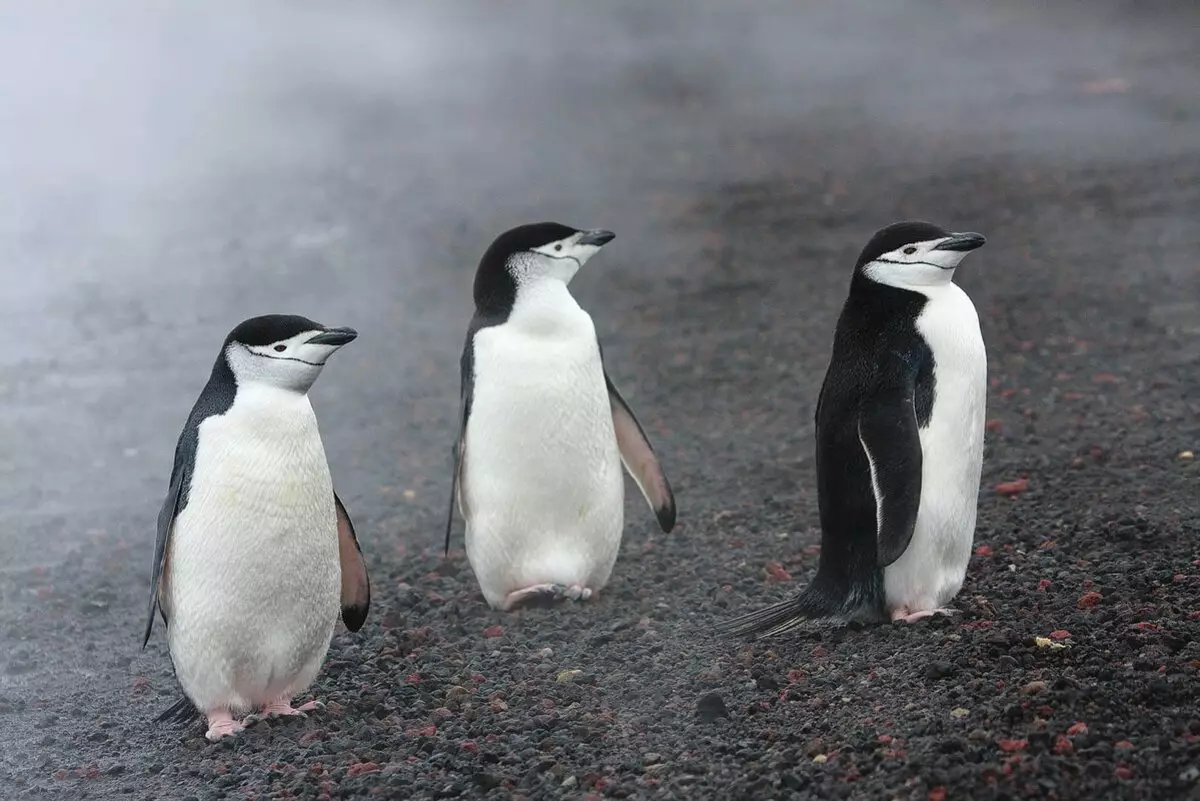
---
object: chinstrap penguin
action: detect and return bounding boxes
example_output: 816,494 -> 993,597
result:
444,222 -> 677,612
143,314 -> 371,741
723,221 -> 988,637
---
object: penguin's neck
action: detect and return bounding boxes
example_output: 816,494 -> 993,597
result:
508,279 -> 588,337
230,382 -> 315,424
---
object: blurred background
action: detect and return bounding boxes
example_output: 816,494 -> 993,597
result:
2,0 -> 1195,572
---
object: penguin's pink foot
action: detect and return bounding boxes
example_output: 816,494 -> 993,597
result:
245,697 -> 324,725
503,583 -> 594,609
503,583 -> 566,609
891,607 -> 958,623
204,710 -> 244,741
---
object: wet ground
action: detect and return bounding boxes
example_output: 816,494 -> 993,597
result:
1,0 -> 1198,798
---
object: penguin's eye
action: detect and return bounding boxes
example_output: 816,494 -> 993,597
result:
903,246 -> 917,255
273,344 -> 287,352
554,244 -> 563,252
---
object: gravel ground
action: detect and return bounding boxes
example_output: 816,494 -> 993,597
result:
2,1 -> 1199,800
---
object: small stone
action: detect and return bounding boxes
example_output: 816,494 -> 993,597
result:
555,670 -> 583,684
561,776 -> 577,789
1178,451 -> 1194,461
1021,681 -> 1048,695
812,754 -> 827,764
951,707 -> 970,718
644,753 -> 662,765
925,662 -> 956,680
696,692 -> 729,723
536,648 -> 553,659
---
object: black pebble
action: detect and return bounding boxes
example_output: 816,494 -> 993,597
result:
696,692 -> 730,723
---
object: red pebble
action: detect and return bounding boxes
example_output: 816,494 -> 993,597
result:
482,625 -> 504,638
764,562 -> 792,582
459,741 -> 479,754
1053,735 -> 1073,754
1131,622 -> 1158,631
1050,630 -> 1071,640
985,418 -> 1003,432
995,478 -> 1029,497
878,734 -> 893,744
787,670 -> 804,683
405,673 -> 421,684
974,545 -> 993,557
131,676 -> 149,692
929,787 -> 947,801
1092,373 -> 1121,384
1115,766 -> 1133,780
1067,722 -> 1088,736
347,762 -> 380,777
998,739 -> 1028,753
1038,580 -> 1053,591
1115,741 -> 1134,749
1077,592 -> 1102,609
1189,611 -> 1200,621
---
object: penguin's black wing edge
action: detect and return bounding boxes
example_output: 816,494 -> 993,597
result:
334,491 -> 370,632
143,444 -> 189,650
444,324 -> 478,555
599,346 -> 676,533
857,384 -> 923,567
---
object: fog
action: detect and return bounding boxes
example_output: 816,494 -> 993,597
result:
0,0 -> 1196,572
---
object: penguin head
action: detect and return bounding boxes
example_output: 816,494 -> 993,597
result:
221,314 -> 357,393
473,222 -> 615,313
854,221 -> 986,291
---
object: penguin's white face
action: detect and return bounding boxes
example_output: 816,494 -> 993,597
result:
510,229 -> 616,286
861,232 -> 987,292
225,326 -> 357,393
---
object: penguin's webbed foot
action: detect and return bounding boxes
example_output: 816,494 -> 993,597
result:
248,697 -> 325,723
204,711 -> 245,742
503,583 -> 594,609
891,607 -> 959,623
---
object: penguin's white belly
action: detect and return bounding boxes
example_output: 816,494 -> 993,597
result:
884,284 -> 987,612
165,396 -> 340,712
464,321 -> 624,609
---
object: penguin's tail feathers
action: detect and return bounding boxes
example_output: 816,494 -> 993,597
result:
154,696 -> 201,725
715,574 -> 885,640
715,585 -> 846,639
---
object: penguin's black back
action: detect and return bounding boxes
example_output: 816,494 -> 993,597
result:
807,279 -> 936,617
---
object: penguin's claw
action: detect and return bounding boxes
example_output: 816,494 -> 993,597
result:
563,584 -> 593,601
891,607 -> 958,623
204,712 -> 245,741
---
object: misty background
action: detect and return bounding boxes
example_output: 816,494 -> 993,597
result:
1,0 -> 1197,574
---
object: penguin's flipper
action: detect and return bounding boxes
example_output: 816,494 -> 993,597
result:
143,444 -> 190,649
856,384 -> 923,567
444,331 -> 476,555
334,491 -> 370,632
603,366 -> 677,533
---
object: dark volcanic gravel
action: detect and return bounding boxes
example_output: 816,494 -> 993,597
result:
2,1 -> 1200,800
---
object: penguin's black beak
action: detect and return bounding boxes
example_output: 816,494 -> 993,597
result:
933,232 -> 987,252
306,327 -> 358,346
576,229 -> 616,247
